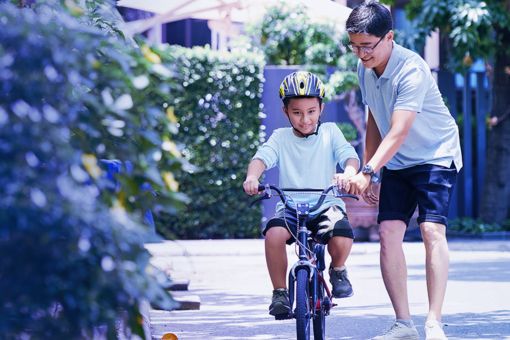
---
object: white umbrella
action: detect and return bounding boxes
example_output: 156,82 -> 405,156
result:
117,0 -> 351,36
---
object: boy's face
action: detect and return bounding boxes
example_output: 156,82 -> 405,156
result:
283,97 -> 324,136
347,31 -> 393,75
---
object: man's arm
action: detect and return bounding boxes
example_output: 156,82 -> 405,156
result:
365,109 -> 416,172
243,158 -> 266,195
348,109 -> 416,195
364,109 -> 382,164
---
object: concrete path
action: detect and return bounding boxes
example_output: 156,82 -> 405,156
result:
145,239 -> 510,340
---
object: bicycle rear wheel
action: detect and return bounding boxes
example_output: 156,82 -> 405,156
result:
312,274 -> 326,340
295,268 -> 311,340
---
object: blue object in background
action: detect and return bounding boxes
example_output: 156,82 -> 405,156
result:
100,159 -> 156,234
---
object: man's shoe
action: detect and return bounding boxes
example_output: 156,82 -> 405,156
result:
371,322 -> 419,340
269,288 -> 291,316
329,267 -> 353,298
425,320 -> 447,340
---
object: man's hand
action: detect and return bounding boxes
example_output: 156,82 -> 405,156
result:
361,182 -> 380,205
243,177 -> 260,196
346,172 -> 371,195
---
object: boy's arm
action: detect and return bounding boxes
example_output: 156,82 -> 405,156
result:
334,157 -> 359,191
243,158 -> 266,195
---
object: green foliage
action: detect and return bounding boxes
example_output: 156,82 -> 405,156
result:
449,218 -> 510,233
0,2 -> 182,337
247,4 -> 344,66
154,46 -> 265,239
398,0 -> 510,71
337,122 -> 358,142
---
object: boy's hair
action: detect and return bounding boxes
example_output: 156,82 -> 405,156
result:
282,96 -> 323,108
346,1 -> 393,37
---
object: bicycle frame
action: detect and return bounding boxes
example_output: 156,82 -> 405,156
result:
255,184 -> 358,340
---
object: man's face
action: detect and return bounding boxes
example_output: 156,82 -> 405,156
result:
347,31 -> 392,73
283,97 -> 323,136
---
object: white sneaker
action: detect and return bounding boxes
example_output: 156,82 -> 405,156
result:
372,322 -> 419,340
425,320 -> 447,340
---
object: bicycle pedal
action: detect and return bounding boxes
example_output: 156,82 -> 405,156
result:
274,313 -> 294,320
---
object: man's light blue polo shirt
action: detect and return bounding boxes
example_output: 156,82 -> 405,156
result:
358,42 -> 463,172
253,122 -> 359,214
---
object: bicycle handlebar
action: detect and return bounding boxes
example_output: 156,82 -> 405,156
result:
255,184 -> 358,214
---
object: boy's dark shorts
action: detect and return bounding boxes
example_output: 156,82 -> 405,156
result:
378,162 -> 457,227
262,205 -> 354,245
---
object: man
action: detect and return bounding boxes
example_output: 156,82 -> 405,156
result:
345,2 -> 462,340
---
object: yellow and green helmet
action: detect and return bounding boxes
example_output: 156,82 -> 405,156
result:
279,71 -> 325,100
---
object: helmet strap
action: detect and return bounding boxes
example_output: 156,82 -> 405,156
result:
290,120 -> 322,138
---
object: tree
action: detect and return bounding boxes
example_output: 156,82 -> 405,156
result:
385,0 -> 510,224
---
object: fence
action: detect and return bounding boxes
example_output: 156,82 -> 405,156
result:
437,70 -> 490,219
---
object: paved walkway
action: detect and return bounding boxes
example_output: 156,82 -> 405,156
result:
145,239 -> 510,340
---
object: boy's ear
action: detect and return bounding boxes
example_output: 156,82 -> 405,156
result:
282,106 -> 289,117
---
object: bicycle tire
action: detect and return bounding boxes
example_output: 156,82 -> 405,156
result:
312,274 -> 326,340
295,268 -> 311,340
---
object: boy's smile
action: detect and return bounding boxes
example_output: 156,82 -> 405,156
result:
283,97 -> 324,137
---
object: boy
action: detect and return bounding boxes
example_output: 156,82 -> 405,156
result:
345,2 -> 462,339
243,71 -> 360,317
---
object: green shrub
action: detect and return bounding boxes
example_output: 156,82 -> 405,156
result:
0,2 -> 182,337
154,46 -> 264,239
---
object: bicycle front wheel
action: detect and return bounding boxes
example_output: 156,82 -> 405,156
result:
312,274 -> 326,340
295,268 -> 310,340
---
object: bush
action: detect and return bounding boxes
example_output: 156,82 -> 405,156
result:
0,2 -> 182,337
154,46 -> 264,239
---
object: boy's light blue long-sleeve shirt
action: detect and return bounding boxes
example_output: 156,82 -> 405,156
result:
253,122 -> 359,214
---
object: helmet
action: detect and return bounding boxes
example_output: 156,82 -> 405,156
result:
279,71 -> 325,100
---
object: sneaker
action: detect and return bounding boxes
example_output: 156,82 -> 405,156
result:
269,289 -> 291,316
425,320 -> 447,340
371,322 -> 419,340
329,267 -> 353,298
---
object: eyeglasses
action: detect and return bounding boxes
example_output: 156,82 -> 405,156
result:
347,32 -> 387,55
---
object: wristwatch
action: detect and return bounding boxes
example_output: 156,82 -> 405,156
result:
362,164 -> 380,183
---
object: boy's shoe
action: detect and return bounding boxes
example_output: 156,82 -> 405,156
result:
371,322 -> 419,340
269,289 -> 291,316
425,320 -> 447,340
329,267 -> 353,298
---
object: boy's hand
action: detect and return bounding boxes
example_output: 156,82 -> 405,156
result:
333,173 -> 353,192
243,177 -> 260,196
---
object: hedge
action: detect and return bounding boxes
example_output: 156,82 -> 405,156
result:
155,46 -> 264,239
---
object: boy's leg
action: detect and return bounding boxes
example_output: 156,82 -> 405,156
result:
327,235 -> 353,267
264,226 -> 291,289
420,221 -> 448,323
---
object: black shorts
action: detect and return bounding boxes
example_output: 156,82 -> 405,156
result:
378,162 -> 458,227
262,205 -> 354,245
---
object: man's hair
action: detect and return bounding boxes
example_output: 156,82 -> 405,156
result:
283,96 -> 323,108
346,0 -> 393,37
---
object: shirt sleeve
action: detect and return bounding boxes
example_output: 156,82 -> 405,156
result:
331,125 -> 360,170
394,65 -> 427,113
252,130 -> 280,170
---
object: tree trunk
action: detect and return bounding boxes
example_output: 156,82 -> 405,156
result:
480,24 -> 510,224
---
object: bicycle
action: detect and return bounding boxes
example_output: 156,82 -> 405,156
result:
253,184 -> 358,340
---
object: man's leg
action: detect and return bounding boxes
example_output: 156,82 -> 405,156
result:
265,226 -> 291,289
420,221 -> 448,323
379,220 -> 410,319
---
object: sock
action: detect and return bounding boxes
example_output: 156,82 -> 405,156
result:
396,319 -> 414,328
274,288 -> 287,292
333,265 -> 346,272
